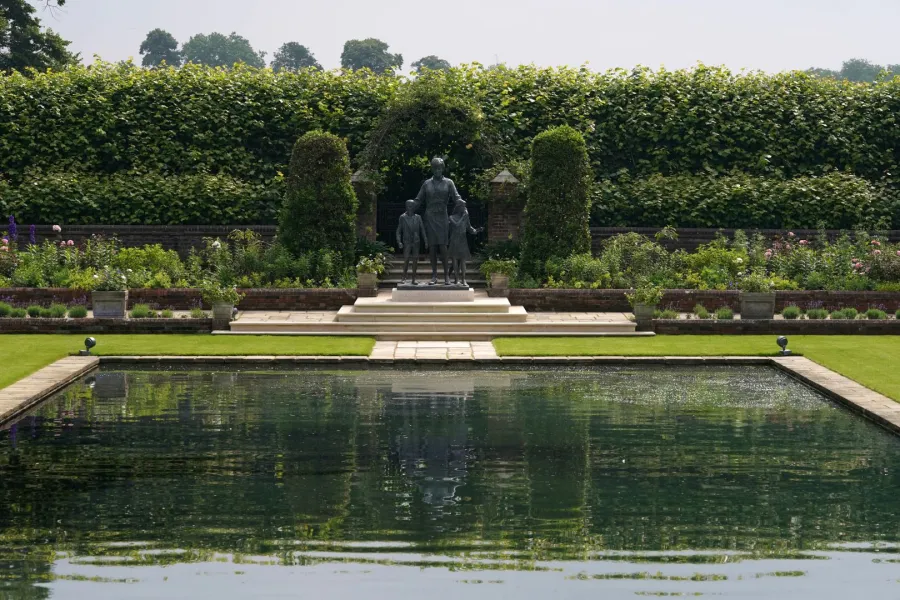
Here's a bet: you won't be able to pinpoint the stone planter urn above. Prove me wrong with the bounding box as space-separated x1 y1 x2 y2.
92 290 128 318
489 273 510 298
212 302 235 322
740 292 776 320
632 303 657 331
357 271 378 296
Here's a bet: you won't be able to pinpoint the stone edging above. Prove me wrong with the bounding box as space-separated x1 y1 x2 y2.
652 319 900 335
2 355 898 438
0 356 99 427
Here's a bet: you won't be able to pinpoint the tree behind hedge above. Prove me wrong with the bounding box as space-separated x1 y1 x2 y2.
279 131 357 268
521 126 593 276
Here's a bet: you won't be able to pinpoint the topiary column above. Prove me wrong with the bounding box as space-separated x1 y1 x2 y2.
520 125 592 277
279 131 358 268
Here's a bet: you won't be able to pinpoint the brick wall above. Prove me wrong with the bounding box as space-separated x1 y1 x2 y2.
0 288 358 311
0 318 212 334
653 319 900 335
507 289 900 313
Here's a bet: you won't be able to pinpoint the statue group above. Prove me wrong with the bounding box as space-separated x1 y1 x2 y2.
395 157 483 287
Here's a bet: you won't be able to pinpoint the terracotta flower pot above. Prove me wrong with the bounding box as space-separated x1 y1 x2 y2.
92 290 128 319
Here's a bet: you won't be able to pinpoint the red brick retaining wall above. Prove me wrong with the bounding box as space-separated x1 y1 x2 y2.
653 319 900 335
0 288 358 311
0 318 212 334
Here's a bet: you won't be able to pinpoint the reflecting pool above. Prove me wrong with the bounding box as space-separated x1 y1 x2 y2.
1 366 899 599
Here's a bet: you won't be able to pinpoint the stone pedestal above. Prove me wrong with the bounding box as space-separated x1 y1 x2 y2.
487 169 523 243
392 286 475 302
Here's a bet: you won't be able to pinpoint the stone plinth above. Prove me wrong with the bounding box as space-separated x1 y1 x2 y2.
391 287 475 302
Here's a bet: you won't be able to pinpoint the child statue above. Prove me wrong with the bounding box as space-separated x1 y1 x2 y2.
396 199 429 285
447 198 483 287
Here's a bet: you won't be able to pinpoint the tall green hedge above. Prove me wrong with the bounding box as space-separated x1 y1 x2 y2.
521 126 592 276
592 172 897 229
1 63 897 184
279 131 357 267
1 62 898 228
0 170 284 225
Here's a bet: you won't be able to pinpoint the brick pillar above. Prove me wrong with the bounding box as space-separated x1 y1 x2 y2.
352 170 377 242
487 169 523 244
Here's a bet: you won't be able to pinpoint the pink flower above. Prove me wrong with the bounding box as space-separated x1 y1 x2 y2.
785 244 792 251
58 241 66 248
0 246 7 252
66 240 74 246
871 240 881 247
52 225 61 233
896 250 900 257
764 250 773 259
852 258 859 263
788 232 796 237
799 240 808 246
873 249 882 256
1 238 7 245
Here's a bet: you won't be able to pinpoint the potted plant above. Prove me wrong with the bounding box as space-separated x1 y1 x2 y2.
89 267 129 318
356 253 386 294
737 269 776 319
626 283 664 330
480 258 517 297
200 280 244 322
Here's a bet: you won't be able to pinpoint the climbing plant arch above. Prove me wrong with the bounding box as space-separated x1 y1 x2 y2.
358 74 499 202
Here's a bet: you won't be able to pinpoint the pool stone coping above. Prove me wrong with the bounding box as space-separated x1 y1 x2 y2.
1 355 898 437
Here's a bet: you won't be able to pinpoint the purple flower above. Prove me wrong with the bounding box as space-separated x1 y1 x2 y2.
29 224 35 245
7 216 16 242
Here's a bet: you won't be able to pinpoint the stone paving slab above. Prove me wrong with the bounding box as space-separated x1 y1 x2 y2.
0 356 99 426
371 341 500 361
772 356 900 435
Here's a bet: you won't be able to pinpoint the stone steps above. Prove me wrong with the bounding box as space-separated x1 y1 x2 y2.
352 298 511 313
336 305 528 323
229 320 635 334
218 330 653 341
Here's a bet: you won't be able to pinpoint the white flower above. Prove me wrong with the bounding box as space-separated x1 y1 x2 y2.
127 268 133 273
737 271 744 277
735 258 743 264
212 240 222 249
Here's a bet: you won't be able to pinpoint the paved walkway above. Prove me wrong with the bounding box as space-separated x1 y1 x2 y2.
371 341 499 361
0 356 99 426
232 310 633 324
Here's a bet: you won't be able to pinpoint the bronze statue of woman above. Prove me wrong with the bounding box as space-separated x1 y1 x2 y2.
414 157 461 285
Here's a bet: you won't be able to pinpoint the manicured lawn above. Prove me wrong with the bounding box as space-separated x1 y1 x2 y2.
1 335 375 389
493 336 900 401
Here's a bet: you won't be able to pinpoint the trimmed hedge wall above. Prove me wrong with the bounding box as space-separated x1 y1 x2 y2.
1 63 898 227
592 172 896 229
0 171 284 225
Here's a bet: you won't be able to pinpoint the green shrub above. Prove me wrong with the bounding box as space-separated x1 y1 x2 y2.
48 304 68 318
521 126 592 277
896 309 900 320
67 305 88 319
830 309 847 320
866 308 888 320
0 302 10 317
842 308 859 320
26 305 42 318
146 309 158 319
715 307 734 320
38 308 52 318
278 131 358 270
129 304 151 319
189 307 208 319
655 308 679 319
781 306 802 320
693 304 712 320
806 308 828 320
9 307 26 318
161 309 174 319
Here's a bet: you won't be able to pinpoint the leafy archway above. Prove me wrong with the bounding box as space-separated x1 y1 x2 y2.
359 73 498 204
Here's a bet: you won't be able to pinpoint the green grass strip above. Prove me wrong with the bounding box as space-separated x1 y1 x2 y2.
1 335 375 389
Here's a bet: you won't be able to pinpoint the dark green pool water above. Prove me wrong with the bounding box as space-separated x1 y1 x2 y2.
1 366 899 599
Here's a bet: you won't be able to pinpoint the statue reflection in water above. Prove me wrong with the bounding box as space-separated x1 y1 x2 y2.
389 377 473 507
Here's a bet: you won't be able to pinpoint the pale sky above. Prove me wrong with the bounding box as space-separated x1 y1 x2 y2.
30 0 900 73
